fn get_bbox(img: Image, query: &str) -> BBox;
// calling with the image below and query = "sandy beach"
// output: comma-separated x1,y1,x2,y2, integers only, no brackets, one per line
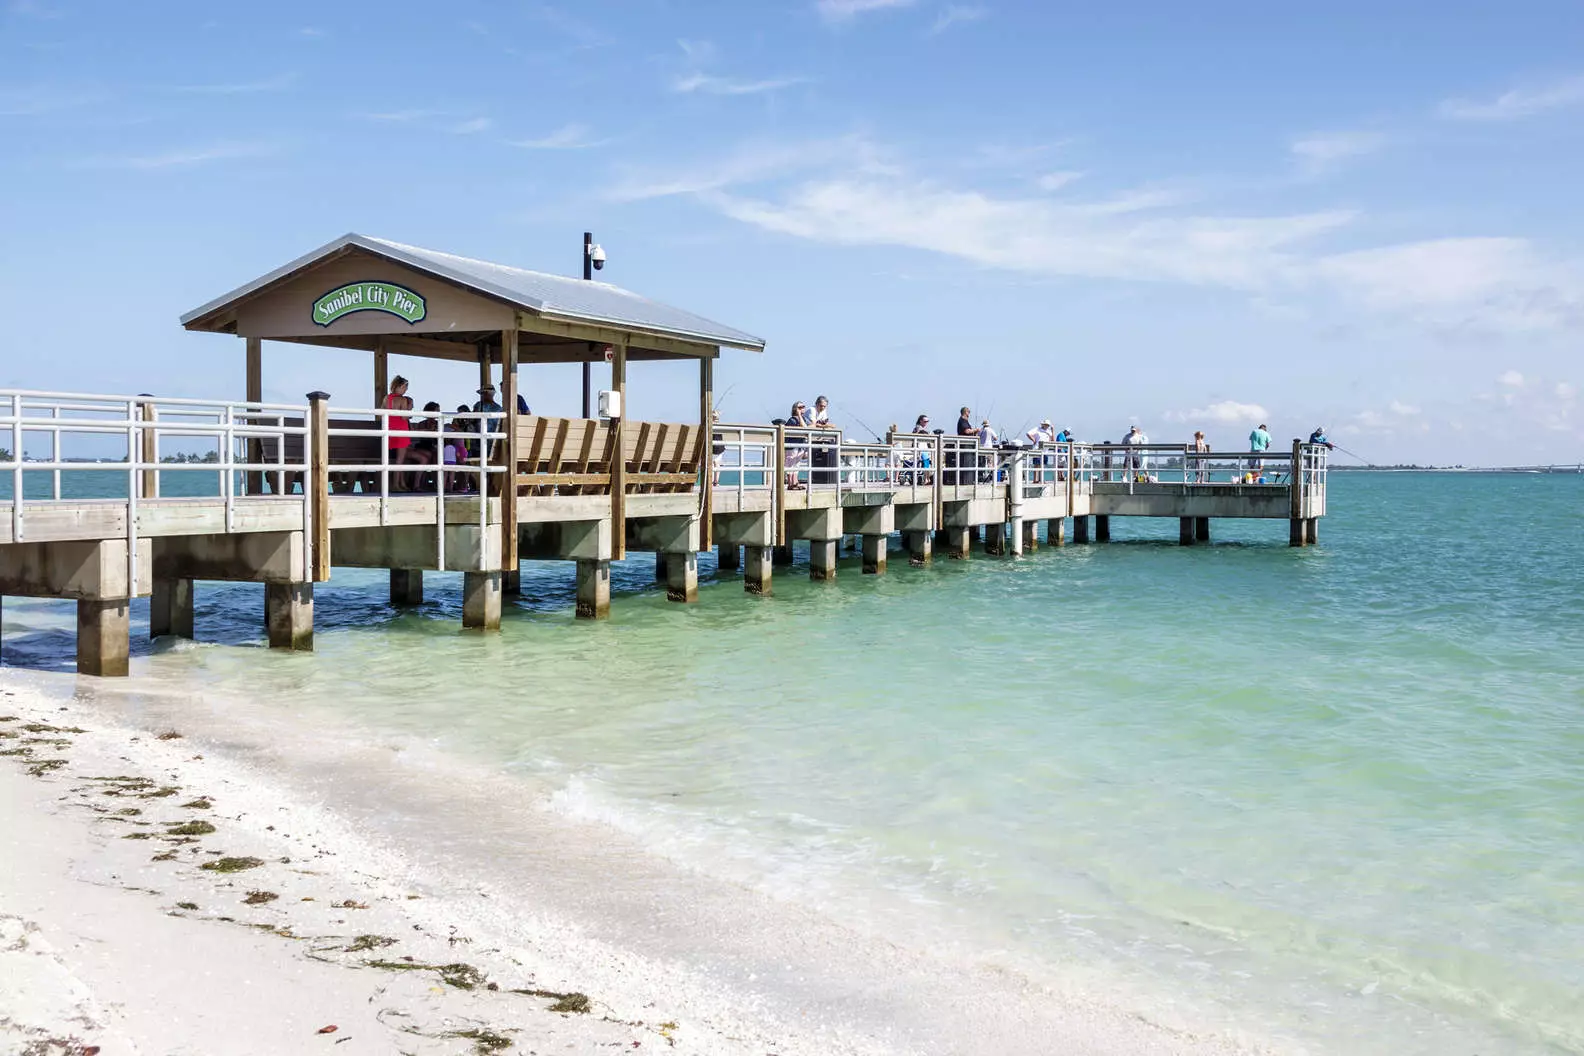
0,669,1289,1056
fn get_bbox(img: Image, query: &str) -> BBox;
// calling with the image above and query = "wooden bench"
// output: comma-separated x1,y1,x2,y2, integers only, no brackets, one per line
254,418,394,494
514,416,703,496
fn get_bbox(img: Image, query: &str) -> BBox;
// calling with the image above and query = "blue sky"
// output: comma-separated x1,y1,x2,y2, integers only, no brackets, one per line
2,0,1582,464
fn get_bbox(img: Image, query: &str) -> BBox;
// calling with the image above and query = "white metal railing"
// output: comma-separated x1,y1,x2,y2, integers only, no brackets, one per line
712,423,776,501
320,403,505,572
0,389,312,585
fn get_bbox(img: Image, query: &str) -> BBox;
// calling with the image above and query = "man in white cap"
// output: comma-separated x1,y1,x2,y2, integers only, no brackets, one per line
472,384,503,459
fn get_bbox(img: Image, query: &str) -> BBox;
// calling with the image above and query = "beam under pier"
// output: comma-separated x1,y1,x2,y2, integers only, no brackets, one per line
744,546,772,595
576,559,611,619
77,599,130,677
264,582,314,650
150,578,194,640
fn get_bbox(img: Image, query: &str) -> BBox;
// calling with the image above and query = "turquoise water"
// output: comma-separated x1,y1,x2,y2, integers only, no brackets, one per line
4,472,1582,1051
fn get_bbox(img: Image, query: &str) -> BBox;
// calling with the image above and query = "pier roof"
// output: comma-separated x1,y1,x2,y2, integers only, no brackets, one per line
181,233,765,361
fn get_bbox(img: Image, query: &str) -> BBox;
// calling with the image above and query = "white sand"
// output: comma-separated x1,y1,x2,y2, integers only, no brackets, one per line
0,672,1287,1055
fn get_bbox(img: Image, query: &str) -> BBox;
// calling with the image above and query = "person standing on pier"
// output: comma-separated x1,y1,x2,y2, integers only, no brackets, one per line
1125,424,1149,480
1248,422,1272,479
384,376,413,492
1308,426,1333,450
1192,430,1210,483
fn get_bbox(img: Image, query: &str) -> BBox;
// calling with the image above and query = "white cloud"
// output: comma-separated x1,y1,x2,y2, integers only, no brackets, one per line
1290,130,1384,174
930,5,986,34
1558,382,1578,400
672,72,806,96
1498,370,1525,387
1440,75,1584,121
299,26,325,38
1389,400,1421,416
450,116,492,135
606,137,875,201
817,0,916,23
1035,170,1083,192
175,72,297,94
361,108,440,122
509,122,602,149
1167,400,1268,424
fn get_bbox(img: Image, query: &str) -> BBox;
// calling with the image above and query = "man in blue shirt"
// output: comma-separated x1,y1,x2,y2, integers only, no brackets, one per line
1248,422,1272,478
1308,426,1333,450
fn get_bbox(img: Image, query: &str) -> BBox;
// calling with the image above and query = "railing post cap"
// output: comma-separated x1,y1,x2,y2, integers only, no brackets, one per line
306,390,331,402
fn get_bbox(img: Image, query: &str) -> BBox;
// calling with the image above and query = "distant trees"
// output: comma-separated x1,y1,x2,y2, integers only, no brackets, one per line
0,447,11,461
161,451,221,464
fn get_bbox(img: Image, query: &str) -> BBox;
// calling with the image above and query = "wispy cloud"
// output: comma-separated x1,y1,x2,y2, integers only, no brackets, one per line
0,84,100,116
1557,381,1577,400
299,26,326,38
509,122,604,149
450,116,492,134
1439,74,1584,121
7,0,64,18
672,72,806,96
817,0,916,24
1389,399,1421,416
1035,170,1083,192
525,3,611,48
1290,130,1384,174
361,108,442,123
175,71,297,95
86,140,279,170
606,136,887,202
1498,370,1525,387
929,4,986,34
1167,400,1268,424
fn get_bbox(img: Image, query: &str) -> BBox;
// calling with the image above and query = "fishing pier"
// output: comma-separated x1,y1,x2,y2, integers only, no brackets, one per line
0,235,1328,676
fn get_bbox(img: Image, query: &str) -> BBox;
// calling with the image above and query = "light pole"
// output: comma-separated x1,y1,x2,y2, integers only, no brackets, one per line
580,232,606,418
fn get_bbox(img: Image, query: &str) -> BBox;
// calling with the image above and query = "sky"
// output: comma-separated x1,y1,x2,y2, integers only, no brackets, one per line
2,0,1582,466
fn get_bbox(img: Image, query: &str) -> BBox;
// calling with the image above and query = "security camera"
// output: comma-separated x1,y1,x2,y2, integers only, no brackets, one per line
589,243,606,270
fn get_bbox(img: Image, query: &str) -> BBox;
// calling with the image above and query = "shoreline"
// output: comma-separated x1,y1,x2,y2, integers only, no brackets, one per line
0,669,1285,1056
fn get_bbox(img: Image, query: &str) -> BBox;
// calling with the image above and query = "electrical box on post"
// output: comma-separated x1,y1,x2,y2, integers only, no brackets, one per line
598,390,621,419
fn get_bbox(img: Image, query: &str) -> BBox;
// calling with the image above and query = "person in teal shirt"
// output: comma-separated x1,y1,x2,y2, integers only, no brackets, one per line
1248,423,1272,478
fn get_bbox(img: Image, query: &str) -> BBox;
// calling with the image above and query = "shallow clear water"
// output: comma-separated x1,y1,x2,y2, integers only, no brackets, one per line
4,472,1582,1052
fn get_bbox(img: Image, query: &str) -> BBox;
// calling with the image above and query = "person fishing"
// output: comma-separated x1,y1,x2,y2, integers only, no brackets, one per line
1308,425,1334,450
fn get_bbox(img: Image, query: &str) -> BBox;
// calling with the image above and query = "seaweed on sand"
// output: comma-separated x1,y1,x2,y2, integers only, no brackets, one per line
26,758,68,776
509,988,591,1014
166,820,215,836
242,890,278,905
365,959,488,990
200,856,264,874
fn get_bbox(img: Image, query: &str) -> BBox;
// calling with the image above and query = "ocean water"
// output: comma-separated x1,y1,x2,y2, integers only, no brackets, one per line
3,472,1582,1052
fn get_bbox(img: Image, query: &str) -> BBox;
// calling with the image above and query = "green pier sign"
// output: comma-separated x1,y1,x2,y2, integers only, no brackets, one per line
312,281,426,326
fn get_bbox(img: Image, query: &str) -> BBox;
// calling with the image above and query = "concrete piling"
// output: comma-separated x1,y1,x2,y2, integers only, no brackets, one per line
389,569,424,606
1179,517,1195,546
575,559,611,618
1195,517,1210,543
1073,516,1091,544
809,540,837,581
264,582,314,650
1289,518,1306,547
1095,515,1111,543
461,571,501,631
77,598,130,677
861,535,887,574
150,578,194,639
502,568,522,596
904,530,932,567
1048,518,1066,546
743,546,773,595
717,544,740,571
1022,520,1039,552
1305,518,1318,545
665,550,699,602
984,523,1005,556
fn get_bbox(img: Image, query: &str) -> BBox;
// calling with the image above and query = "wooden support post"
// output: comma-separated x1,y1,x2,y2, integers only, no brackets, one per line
1195,517,1210,542
772,544,794,566
307,392,331,582
138,399,158,499
717,545,740,571
245,337,262,495
743,546,773,595
1022,520,1039,552
665,551,698,603
1048,518,1066,546
809,539,837,581
374,344,389,408
984,522,1005,556
575,559,610,619
500,329,520,570
654,552,670,583
1095,515,1111,542
700,356,713,551
503,567,521,595
150,578,194,639
1289,437,1304,524
462,571,501,630
1073,516,1091,543
390,569,423,606
904,529,932,567
264,582,314,651
611,344,627,560
861,535,887,575
77,598,130,677
1305,518,1318,545
1289,518,1306,547
478,348,492,394
1179,517,1195,546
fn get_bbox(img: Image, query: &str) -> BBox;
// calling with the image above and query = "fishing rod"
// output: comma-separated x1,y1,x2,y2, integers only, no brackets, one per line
710,382,738,415
1332,443,1375,467
832,402,885,442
